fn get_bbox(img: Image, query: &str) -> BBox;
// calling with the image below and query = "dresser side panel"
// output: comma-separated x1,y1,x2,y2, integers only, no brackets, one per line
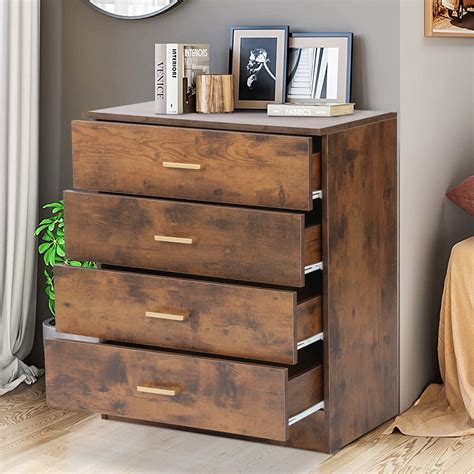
324,118,398,450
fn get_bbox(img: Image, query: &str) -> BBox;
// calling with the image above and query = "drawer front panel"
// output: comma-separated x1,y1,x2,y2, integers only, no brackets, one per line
72,120,320,210
55,266,322,364
64,191,321,287
45,340,322,441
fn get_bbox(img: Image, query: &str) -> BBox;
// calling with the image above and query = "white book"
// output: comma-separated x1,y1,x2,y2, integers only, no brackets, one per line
267,103,355,117
166,43,183,114
154,44,166,114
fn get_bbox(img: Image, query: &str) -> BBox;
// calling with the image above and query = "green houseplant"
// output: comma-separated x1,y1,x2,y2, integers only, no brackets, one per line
35,200,98,342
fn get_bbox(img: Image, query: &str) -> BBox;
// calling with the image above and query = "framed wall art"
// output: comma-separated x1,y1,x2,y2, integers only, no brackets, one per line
425,0,474,37
287,32,353,104
229,26,289,109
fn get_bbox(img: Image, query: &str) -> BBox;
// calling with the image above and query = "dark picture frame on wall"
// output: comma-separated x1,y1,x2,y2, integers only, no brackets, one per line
229,26,289,109
287,32,353,104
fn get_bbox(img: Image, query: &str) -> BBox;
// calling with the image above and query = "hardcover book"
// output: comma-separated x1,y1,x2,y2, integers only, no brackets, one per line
155,43,210,115
166,43,181,114
154,44,167,114
181,44,209,113
267,103,355,117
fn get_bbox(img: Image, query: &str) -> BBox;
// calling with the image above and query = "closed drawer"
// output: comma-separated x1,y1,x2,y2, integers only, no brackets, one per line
72,120,320,211
64,191,321,287
45,339,323,442
55,266,322,365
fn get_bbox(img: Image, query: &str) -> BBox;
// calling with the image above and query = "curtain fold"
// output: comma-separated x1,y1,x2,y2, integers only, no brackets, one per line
0,0,43,395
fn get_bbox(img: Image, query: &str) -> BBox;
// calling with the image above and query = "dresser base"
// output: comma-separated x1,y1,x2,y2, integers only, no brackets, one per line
101,410,330,453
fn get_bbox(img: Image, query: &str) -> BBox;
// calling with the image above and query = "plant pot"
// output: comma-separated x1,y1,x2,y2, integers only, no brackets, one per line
42,318,102,345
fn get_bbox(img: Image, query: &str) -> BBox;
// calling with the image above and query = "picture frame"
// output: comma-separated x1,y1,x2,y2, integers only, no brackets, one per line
229,26,289,109
287,32,353,105
424,0,474,37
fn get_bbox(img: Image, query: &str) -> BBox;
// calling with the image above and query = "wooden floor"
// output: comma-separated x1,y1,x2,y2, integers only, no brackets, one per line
0,378,473,473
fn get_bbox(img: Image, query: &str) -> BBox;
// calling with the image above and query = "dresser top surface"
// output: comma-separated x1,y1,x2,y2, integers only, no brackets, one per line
84,101,396,136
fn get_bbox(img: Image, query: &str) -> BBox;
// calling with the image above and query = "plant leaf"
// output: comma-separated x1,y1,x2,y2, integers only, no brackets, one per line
56,246,65,257
39,242,52,254
43,202,63,210
46,248,56,266
43,247,53,266
48,297,55,316
34,224,50,235
68,260,82,267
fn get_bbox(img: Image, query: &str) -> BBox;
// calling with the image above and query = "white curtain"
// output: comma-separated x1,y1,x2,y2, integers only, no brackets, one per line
0,0,42,395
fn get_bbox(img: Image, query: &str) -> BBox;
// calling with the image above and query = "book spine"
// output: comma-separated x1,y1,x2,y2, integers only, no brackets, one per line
267,105,331,117
176,45,185,114
154,44,166,114
166,44,179,114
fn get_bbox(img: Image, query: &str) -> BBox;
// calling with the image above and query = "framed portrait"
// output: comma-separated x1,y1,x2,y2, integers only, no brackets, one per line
287,32,353,104
229,26,289,109
425,0,474,37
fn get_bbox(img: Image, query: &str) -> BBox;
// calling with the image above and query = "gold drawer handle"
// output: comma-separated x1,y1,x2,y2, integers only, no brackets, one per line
162,161,201,170
137,385,180,397
154,235,193,245
145,310,190,321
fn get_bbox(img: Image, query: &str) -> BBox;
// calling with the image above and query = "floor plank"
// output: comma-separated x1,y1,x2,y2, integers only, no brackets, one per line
0,378,473,473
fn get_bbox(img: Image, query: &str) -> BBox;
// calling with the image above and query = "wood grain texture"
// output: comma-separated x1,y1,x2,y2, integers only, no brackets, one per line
287,366,323,417
55,265,322,365
296,296,323,341
72,120,317,211
303,225,322,266
45,340,322,442
196,74,234,113
322,118,398,451
82,101,397,137
64,191,321,287
311,153,321,191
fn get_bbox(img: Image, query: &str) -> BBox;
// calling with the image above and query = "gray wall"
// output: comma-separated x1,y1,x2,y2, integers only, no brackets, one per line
30,0,401,365
399,0,474,410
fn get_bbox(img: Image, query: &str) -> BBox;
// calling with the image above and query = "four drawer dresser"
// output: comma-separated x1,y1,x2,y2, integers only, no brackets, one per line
45,102,398,453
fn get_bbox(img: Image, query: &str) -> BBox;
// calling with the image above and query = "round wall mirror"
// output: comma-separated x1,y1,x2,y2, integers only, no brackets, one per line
86,0,183,20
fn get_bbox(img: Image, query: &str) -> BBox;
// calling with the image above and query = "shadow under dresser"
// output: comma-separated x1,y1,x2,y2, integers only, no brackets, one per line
45,102,398,453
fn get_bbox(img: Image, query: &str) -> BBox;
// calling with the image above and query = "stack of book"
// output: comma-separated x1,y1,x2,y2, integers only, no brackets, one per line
155,43,210,115
267,103,355,117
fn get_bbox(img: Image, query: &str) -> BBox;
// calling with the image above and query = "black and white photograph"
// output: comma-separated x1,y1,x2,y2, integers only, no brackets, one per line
230,26,288,109
287,33,353,104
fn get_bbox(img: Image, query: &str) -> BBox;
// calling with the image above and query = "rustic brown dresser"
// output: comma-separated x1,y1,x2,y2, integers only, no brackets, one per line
45,102,398,453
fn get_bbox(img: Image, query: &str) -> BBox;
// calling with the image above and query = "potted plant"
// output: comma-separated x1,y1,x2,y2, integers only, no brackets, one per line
35,200,100,343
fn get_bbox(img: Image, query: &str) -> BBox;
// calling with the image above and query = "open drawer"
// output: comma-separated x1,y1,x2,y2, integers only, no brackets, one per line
72,120,320,211
45,339,324,442
64,191,321,287
55,265,322,365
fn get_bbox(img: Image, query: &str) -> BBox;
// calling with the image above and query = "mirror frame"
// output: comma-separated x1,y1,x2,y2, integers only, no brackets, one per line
84,0,183,20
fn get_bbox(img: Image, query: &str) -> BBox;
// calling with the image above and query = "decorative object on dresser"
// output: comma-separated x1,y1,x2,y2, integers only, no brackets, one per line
229,26,289,109
267,102,354,117
196,74,234,113
287,32,353,104
155,43,209,114
45,100,397,454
